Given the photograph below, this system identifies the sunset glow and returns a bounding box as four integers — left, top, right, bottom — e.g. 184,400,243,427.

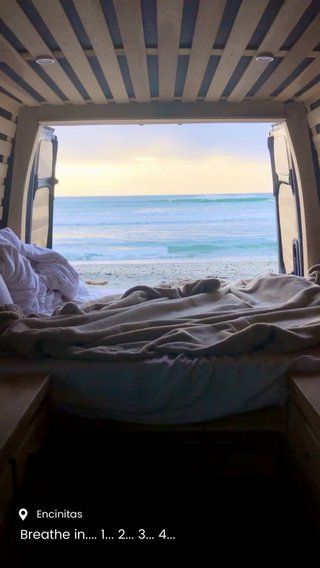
54,123,273,196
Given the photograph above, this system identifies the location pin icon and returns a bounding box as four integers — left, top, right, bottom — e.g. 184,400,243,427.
19,508,28,521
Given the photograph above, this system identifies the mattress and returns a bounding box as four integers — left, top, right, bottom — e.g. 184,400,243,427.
0,350,293,424
2,273,320,424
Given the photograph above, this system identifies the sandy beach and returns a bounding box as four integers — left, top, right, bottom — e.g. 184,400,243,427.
73,258,279,295
56,194,278,297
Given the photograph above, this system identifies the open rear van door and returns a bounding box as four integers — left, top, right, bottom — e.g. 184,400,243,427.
268,124,303,276
25,126,58,248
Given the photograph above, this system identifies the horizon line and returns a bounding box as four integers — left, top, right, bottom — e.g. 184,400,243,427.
55,191,274,198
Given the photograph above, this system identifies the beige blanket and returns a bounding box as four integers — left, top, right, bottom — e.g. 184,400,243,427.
1,273,320,360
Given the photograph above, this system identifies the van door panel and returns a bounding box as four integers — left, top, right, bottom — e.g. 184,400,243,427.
30,187,50,246
26,127,58,248
268,128,303,276
278,183,299,274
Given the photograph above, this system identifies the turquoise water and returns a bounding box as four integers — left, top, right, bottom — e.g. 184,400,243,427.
53,193,277,263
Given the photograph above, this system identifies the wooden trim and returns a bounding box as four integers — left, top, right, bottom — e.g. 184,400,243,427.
288,399,320,510
0,139,12,158
290,374,320,435
309,124,318,138
114,0,150,102
0,116,16,138
182,0,226,102
277,55,320,101
306,107,320,128
0,0,85,105
0,91,20,115
157,0,184,101
32,0,107,104
0,36,62,105
205,0,268,102
18,46,320,61
0,70,38,107
73,0,129,103
297,81,320,103
0,2,319,107
254,12,320,99
229,0,312,102
0,374,50,472
0,163,8,182
37,100,286,125
0,185,5,202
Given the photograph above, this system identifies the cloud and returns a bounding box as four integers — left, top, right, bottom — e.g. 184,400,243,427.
55,152,272,196
54,122,272,164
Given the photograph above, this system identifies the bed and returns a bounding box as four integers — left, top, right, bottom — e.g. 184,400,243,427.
1,270,320,424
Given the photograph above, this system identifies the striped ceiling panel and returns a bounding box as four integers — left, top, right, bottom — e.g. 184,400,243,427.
0,0,320,107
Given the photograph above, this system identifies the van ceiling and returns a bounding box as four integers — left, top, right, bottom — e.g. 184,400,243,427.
0,0,320,107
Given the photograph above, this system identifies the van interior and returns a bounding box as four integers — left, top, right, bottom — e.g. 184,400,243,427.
1,1,320,564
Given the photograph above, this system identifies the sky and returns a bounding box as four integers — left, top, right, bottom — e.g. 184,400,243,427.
54,122,274,196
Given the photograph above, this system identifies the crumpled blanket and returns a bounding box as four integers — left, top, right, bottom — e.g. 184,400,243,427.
0,228,79,314
1,272,320,361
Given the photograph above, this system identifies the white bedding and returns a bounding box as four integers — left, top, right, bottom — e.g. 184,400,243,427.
2,230,320,424
0,228,80,314
0,352,291,423
1,272,320,423
3,272,320,360
74,284,122,304
0,346,320,424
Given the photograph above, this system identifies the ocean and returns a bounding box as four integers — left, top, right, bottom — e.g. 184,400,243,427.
53,193,277,263
52,193,278,288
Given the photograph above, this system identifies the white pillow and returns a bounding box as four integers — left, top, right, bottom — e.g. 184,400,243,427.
0,273,13,305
